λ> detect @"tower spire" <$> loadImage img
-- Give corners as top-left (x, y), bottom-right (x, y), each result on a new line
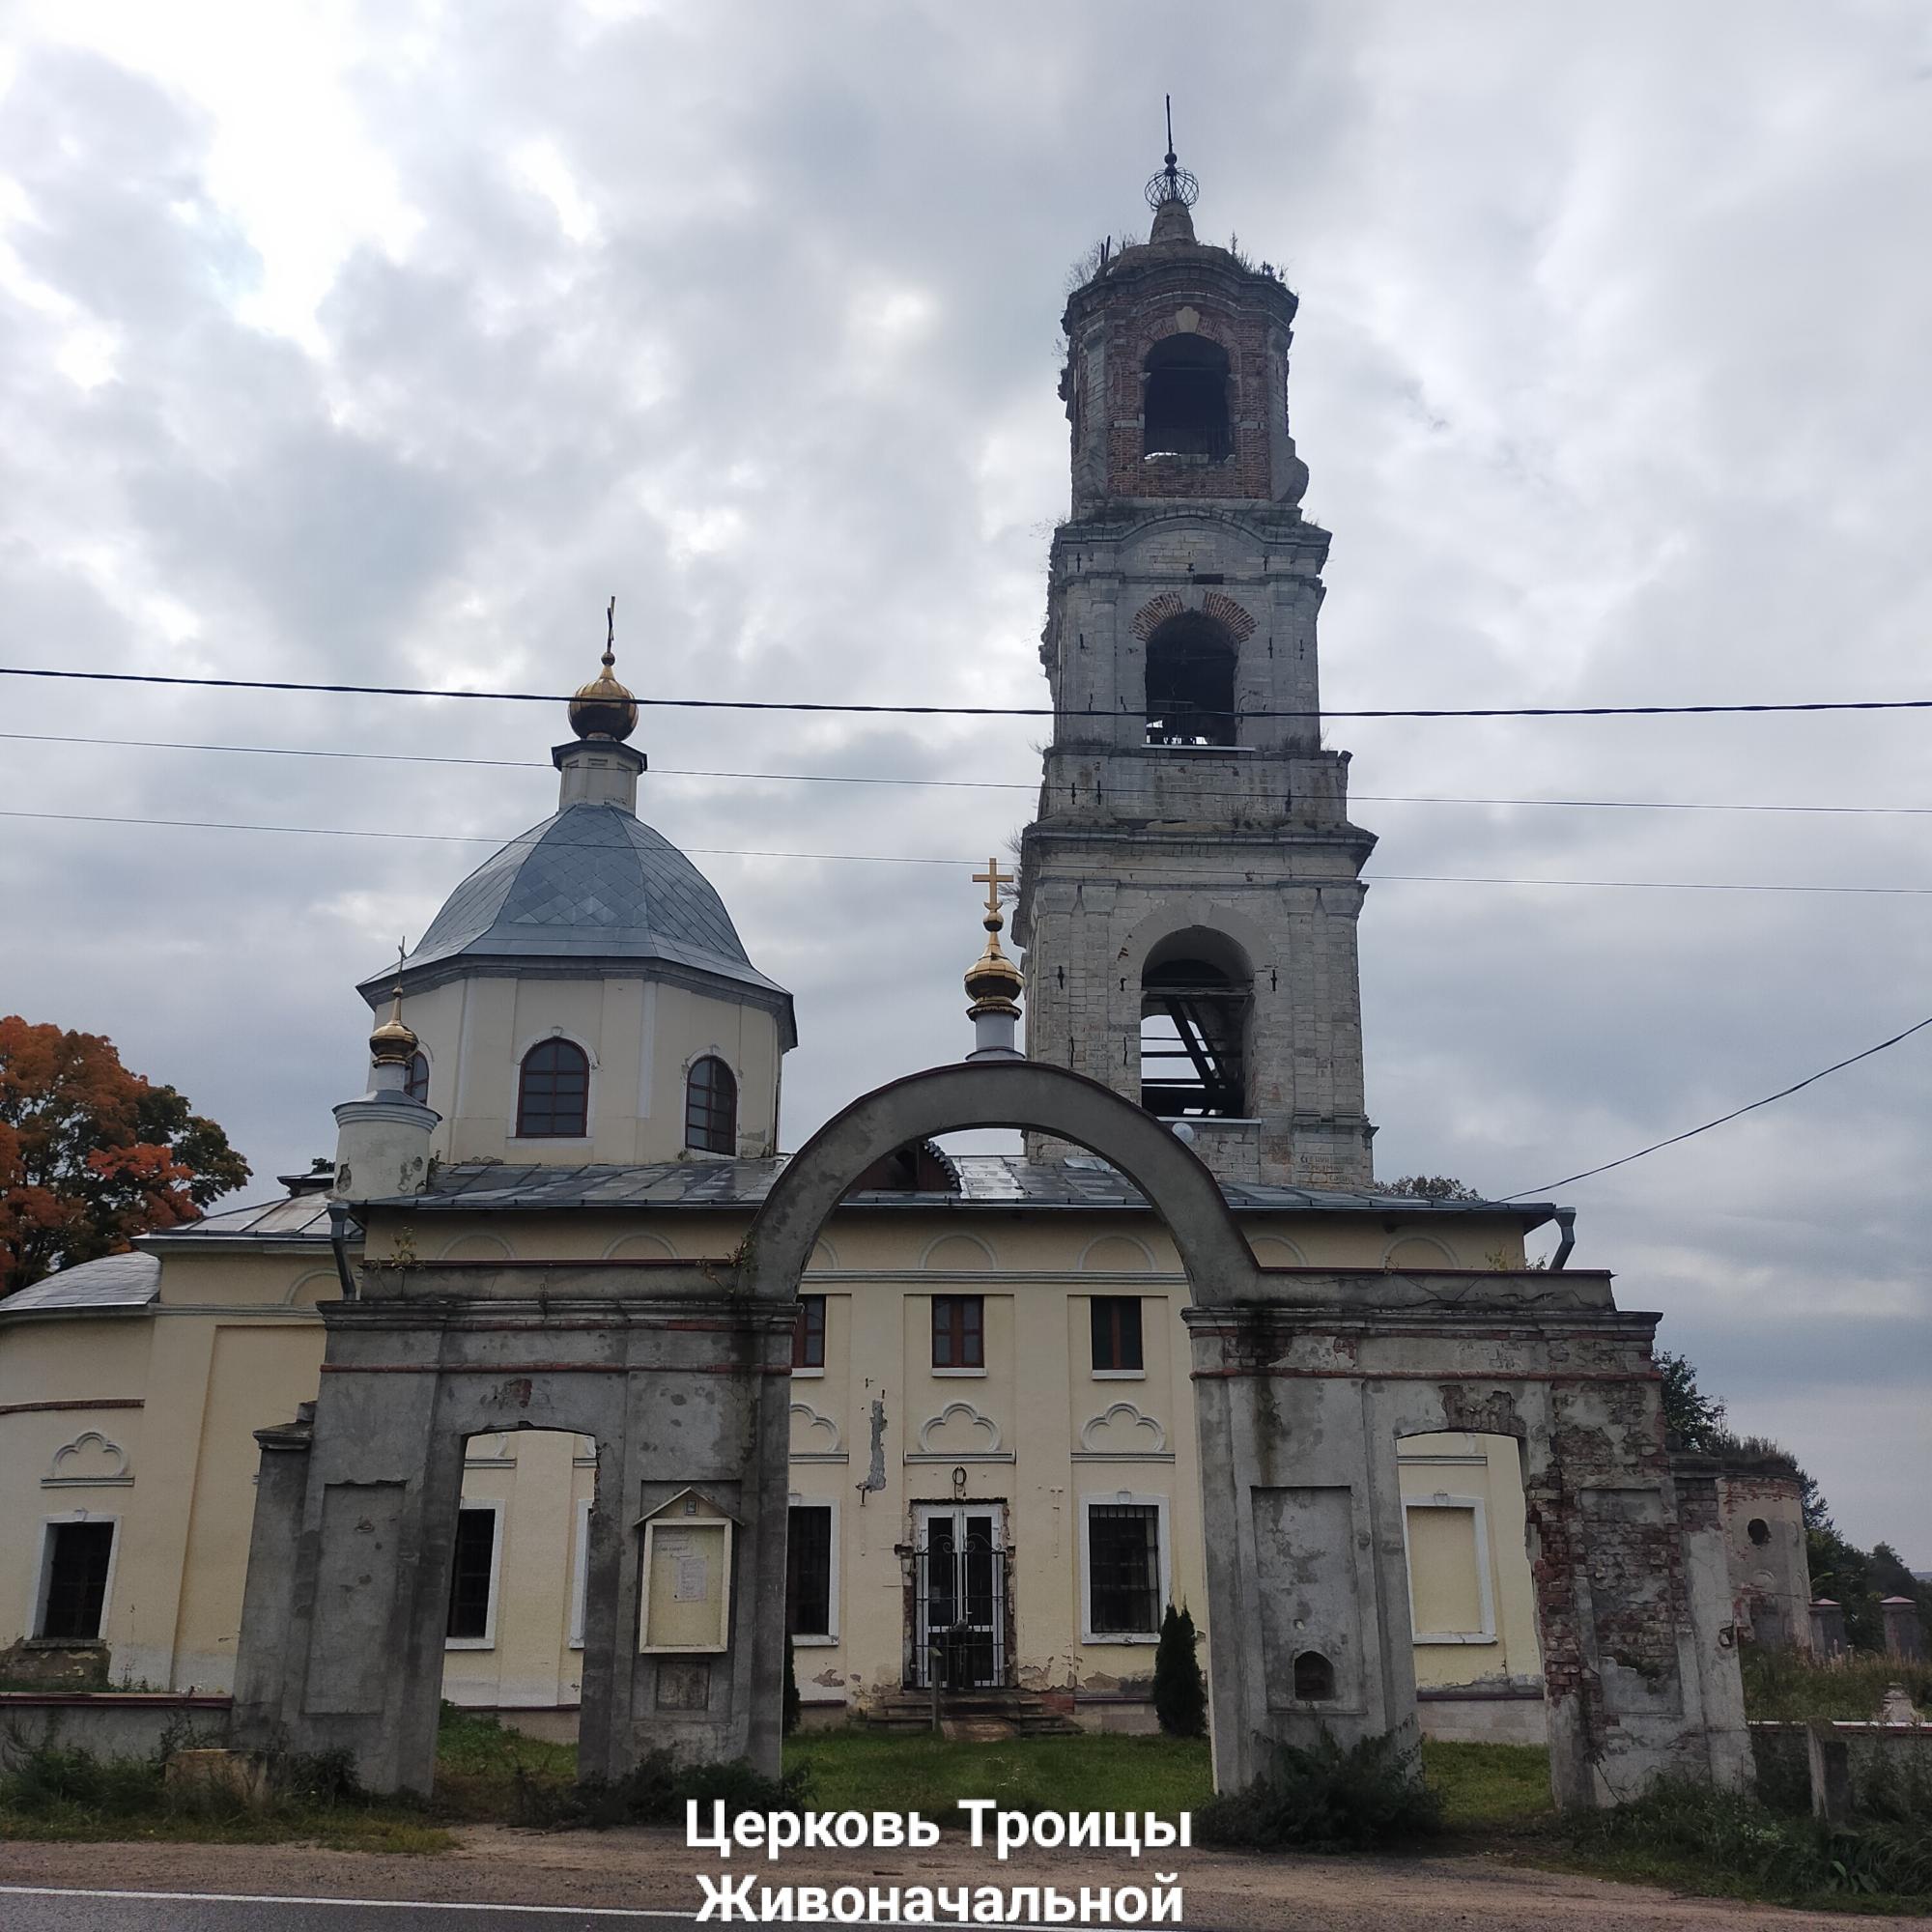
top-left (1145, 95), bottom-right (1199, 242)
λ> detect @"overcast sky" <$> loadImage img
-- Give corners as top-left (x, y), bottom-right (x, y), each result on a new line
top-left (2, 1), bottom-right (1927, 1557)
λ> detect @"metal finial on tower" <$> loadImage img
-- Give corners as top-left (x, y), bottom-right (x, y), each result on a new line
top-left (604, 594), bottom-right (615, 668)
top-left (1146, 94), bottom-right (1199, 212)
top-left (569, 595), bottom-right (639, 741)
top-left (369, 936), bottom-right (419, 1067)
top-left (964, 858), bottom-right (1024, 1062)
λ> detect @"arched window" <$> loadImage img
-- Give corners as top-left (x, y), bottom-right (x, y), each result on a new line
top-left (685, 1056), bottom-right (737, 1154)
top-left (1143, 334), bottom-right (1231, 459)
top-left (516, 1038), bottom-right (589, 1138)
top-left (1145, 612), bottom-right (1236, 747)
top-left (1140, 928), bottom-right (1252, 1120)
top-left (404, 1051), bottom-right (430, 1105)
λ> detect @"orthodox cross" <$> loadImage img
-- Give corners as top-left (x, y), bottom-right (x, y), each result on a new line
top-left (973, 858), bottom-right (1012, 920)
top-left (605, 595), bottom-right (616, 667)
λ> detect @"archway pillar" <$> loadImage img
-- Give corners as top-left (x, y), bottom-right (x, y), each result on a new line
top-left (1184, 1299), bottom-right (1753, 1806)
top-left (232, 1275), bottom-right (796, 1793)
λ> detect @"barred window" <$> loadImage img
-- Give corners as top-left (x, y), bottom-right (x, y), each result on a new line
top-left (516, 1039), bottom-right (588, 1138)
top-left (931, 1295), bottom-right (983, 1369)
top-left (786, 1504), bottom-right (834, 1639)
top-left (446, 1507), bottom-right (497, 1643)
top-left (1090, 1296), bottom-right (1144, 1373)
top-left (1086, 1502), bottom-right (1161, 1637)
top-left (793, 1294), bottom-right (826, 1370)
top-left (38, 1521), bottom-right (114, 1640)
top-left (685, 1056), bottom-right (737, 1154)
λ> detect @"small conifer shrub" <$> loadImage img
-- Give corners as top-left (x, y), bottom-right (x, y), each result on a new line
top-left (1151, 1602), bottom-right (1207, 1738)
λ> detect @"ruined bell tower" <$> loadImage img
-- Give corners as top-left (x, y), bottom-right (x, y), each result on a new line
top-left (1014, 136), bottom-right (1378, 1187)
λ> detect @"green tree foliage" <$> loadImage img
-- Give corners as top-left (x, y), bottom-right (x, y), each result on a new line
top-left (1151, 1603), bottom-right (1207, 1739)
top-left (1385, 1175), bottom-right (1484, 1202)
top-left (1656, 1350), bottom-right (1730, 1452)
top-left (0, 1017), bottom-right (251, 1294)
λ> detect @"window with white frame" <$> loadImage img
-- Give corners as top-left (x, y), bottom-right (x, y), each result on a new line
top-left (1403, 1494), bottom-right (1496, 1643)
top-left (36, 1518), bottom-right (116, 1640)
top-left (445, 1503), bottom-right (502, 1647)
top-left (1079, 1496), bottom-right (1168, 1642)
top-left (785, 1500), bottom-right (838, 1644)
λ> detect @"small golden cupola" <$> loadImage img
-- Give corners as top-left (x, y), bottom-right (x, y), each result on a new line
top-left (964, 858), bottom-right (1024, 1062)
top-left (367, 946), bottom-right (420, 1076)
top-left (567, 596), bottom-right (640, 743)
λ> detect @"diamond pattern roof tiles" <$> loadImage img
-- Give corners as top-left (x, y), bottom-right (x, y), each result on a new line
top-left (373, 802), bottom-right (789, 1009)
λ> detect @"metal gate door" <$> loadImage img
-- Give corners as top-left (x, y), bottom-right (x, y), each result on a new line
top-left (911, 1505), bottom-right (1007, 1689)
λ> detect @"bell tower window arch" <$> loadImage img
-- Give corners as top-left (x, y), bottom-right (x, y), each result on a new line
top-left (1145, 611), bottom-right (1237, 747)
top-left (1139, 927), bottom-right (1253, 1120)
top-left (1142, 333), bottom-right (1231, 460)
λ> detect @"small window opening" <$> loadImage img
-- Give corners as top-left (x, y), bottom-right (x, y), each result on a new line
top-left (793, 1294), bottom-right (826, 1370)
top-left (1747, 1518), bottom-right (1771, 1547)
top-left (404, 1050), bottom-right (429, 1105)
top-left (685, 1056), bottom-right (737, 1154)
top-left (1293, 1649), bottom-right (1335, 1700)
top-left (1140, 930), bottom-right (1251, 1119)
top-left (1087, 1503), bottom-right (1161, 1636)
top-left (931, 1294), bottom-right (984, 1369)
top-left (786, 1503), bottom-right (834, 1639)
top-left (1091, 1296), bottom-right (1144, 1374)
top-left (1143, 334), bottom-right (1231, 459)
top-left (446, 1507), bottom-right (497, 1643)
top-left (1145, 613), bottom-right (1236, 747)
top-left (516, 1039), bottom-right (589, 1138)
top-left (38, 1520), bottom-right (114, 1640)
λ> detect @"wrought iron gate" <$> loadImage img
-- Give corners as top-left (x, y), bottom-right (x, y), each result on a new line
top-left (909, 1506), bottom-right (1009, 1690)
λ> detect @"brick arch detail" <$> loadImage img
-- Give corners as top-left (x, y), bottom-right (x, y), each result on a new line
top-left (1131, 593), bottom-right (1186, 639)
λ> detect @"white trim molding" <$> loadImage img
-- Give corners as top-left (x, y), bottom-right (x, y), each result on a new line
top-left (785, 1492), bottom-right (840, 1647)
top-left (29, 1511), bottom-right (121, 1642)
top-left (1401, 1492), bottom-right (1497, 1645)
top-left (1076, 1492), bottom-right (1171, 1646)
top-left (444, 1498), bottom-right (505, 1651)
top-left (43, 1432), bottom-right (132, 1489)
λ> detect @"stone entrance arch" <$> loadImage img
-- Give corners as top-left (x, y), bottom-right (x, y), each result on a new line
top-left (233, 1058), bottom-right (1747, 1808)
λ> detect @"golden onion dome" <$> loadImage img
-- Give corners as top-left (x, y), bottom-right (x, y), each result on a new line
top-left (369, 950), bottom-right (419, 1067)
top-left (569, 608), bottom-right (640, 742)
top-left (964, 859), bottom-right (1024, 1018)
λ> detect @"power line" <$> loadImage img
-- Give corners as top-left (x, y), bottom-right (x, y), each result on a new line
top-left (10, 729), bottom-right (1932, 819)
top-left (11, 663), bottom-right (1932, 723)
top-left (1499, 1014), bottom-right (1932, 1200)
top-left (9, 807), bottom-right (1932, 895)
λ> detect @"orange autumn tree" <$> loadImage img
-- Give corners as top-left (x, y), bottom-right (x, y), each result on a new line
top-left (0, 1017), bottom-right (251, 1295)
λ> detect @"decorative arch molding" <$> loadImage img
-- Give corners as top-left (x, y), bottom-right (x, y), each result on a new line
top-left (788, 1402), bottom-right (844, 1463)
top-left (1128, 589), bottom-right (1259, 646)
top-left (804, 1238), bottom-right (838, 1273)
top-left (44, 1430), bottom-right (132, 1488)
top-left (284, 1268), bottom-right (337, 1307)
top-left (1131, 592), bottom-right (1186, 639)
top-left (1077, 1402), bottom-right (1170, 1461)
top-left (1116, 900), bottom-right (1275, 990)
top-left (439, 1233), bottom-right (514, 1263)
top-left (1200, 589), bottom-right (1258, 643)
top-left (742, 1061), bottom-right (1259, 1308)
top-left (1250, 1234), bottom-right (1310, 1267)
top-left (919, 1232), bottom-right (996, 1271)
top-left (1382, 1235), bottom-right (1458, 1271)
top-left (912, 1401), bottom-right (1007, 1463)
top-left (602, 1233), bottom-right (675, 1262)
top-left (1077, 1233), bottom-right (1156, 1273)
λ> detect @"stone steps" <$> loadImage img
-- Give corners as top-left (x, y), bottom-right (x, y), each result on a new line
top-left (860, 1690), bottom-right (1082, 1739)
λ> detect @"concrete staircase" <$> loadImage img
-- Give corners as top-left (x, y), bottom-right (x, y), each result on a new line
top-left (860, 1688), bottom-right (1082, 1740)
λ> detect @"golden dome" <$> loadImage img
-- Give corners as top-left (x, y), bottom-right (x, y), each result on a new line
top-left (569, 602), bottom-right (639, 741)
top-left (964, 858), bottom-right (1024, 1019)
top-left (369, 949), bottom-right (419, 1067)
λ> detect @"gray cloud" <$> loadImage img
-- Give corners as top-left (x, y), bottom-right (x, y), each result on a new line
top-left (2, 0), bottom-right (1928, 1553)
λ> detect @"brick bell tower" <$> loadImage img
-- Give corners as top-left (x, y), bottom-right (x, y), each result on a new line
top-left (1013, 129), bottom-right (1378, 1187)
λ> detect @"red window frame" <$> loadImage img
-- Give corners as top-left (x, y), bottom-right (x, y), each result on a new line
top-left (931, 1294), bottom-right (984, 1370)
top-left (1090, 1296), bottom-right (1144, 1373)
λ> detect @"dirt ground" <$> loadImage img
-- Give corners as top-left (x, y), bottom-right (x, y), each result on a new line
top-left (0, 1825), bottom-right (1918, 1929)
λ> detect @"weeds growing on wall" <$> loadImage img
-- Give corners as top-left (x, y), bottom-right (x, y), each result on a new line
top-left (1742, 1645), bottom-right (1932, 1721)
top-left (510, 1746), bottom-right (811, 1831)
top-left (1564, 1774), bottom-right (1932, 1903)
top-left (1194, 1728), bottom-right (1440, 1852)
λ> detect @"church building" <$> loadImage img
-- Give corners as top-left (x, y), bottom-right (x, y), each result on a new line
top-left (2, 152), bottom-right (1591, 1745)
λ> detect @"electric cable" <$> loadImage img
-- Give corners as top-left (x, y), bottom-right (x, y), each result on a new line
top-left (10, 663), bottom-right (1932, 722)
top-left (8, 807), bottom-right (1932, 895)
top-left (7, 730), bottom-right (1932, 818)
top-left (1498, 1015), bottom-right (1932, 1200)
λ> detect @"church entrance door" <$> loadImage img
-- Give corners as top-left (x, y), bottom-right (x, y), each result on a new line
top-left (910, 1504), bottom-right (1007, 1690)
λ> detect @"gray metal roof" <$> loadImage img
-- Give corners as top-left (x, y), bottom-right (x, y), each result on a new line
top-left (139, 1192), bottom-right (344, 1247)
top-left (369, 1156), bottom-right (1553, 1223)
top-left (0, 1250), bottom-right (159, 1314)
top-left (358, 803), bottom-right (793, 1036)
